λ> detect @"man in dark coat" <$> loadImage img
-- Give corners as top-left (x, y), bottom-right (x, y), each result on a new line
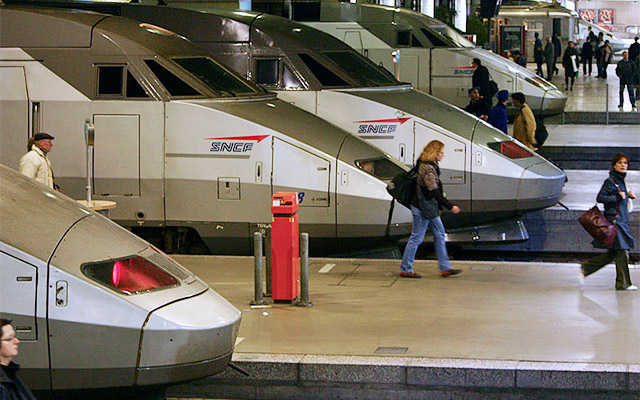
top-left (471, 58), bottom-right (492, 107)
top-left (544, 37), bottom-right (555, 80)
top-left (629, 37), bottom-right (640, 101)
top-left (463, 87), bottom-right (490, 120)
top-left (534, 32), bottom-right (544, 76)
top-left (595, 32), bottom-right (604, 77)
top-left (488, 90), bottom-right (509, 134)
top-left (562, 41), bottom-right (579, 91)
top-left (616, 51), bottom-right (638, 111)
top-left (582, 39), bottom-right (593, 76)
top-left (552, 33), bottom-right (562, 75)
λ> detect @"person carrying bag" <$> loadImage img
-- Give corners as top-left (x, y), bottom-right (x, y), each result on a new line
top-left (580, 153), bottom-right (637, 291)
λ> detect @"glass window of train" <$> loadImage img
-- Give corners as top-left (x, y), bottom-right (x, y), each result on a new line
top-left (397, 30), bottom-right (411, 46)
top-left (297, 53), bottom-right (348, 87)
top-left (144, 59), bottom-right (201, 97)
top-left (411, 34), bottom-right (424, 47)
top-left (420, 28), bottom-right (449, 47)
top-left (255, 59), bottom-right (280, 86)
top-left (321, 51), bottom-right (397, 86)
top-left (282, 64), bottom-right (303, 88)
top-left (126, 71), bottom-right (149, 98)
top-left (355, 157), bottom-right (404, 180)
top-left (173, 57), bottom-right (260, 96)
top-left (82, 256), bottom-right (179, 295)
top-left (97, 66), bottom-right (124, 97)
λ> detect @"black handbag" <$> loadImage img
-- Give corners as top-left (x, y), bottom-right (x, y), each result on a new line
top-left (578, 205), bottom-right (618, 248)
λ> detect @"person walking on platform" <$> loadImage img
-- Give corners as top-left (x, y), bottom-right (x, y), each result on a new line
top-left (399, 140), bottom-right (462, 279)
top-left (552, 33), bottom-right (562, 75)
top-left (616, 51), bottom-right (638, 111)
top-left (534, 32), bottom-right (544, 76)
top-left (595, 32), bottom-right (604, 77)
top-left (600, 40), bottom-right (613, 79)
top-left (19, 132), bottom-right (58, 190)
top-left (463, 87), bottom-right (490, 120)
top-left (488, 90), bottom-right (509, 134)
top-left (1, 319), bottom-right (37, 400)
top-left (511, 92), bottom-right (537, 151)
top-left (581, 153), bottom-right (637, 291)
top-left (582, 38), bottom-right (593, 76)
top-left (562, 41), bottom-right (579, 91)
top-left (544, 37), bottom-right (555, 80)
top-left (629, 37), bottom-right (640, 101)
top-left (471, 58), bottom-right (492, 107)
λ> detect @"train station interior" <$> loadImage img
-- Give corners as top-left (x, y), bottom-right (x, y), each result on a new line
top-left (0, 0), bottom-right (639, 399)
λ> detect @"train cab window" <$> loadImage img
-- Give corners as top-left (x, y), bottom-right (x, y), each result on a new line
top-left (298, 53), bottom-right (348, 87)
top-left (420, 28), bottom-right (449, 47)
top-left (355, 157), bottom-right (405, 180)
top-left (256, 59), bottom-right (279, 86)
top-left (322, 50), bottom-right (397, 86)
top-left (126, 71), bottom-right (149, 98)
top-left (97, 66), bottom-right (124, 97)
top-left (173, 57), bottom-right (260, 96)
top-left (82, 256), bottom-right (179, 295)
top-left (144, 59), bottom-right (200, 97)
top-left (412, 34), bottom-right (424, 47)
top-left (282, 64), bottom-right (303, 88)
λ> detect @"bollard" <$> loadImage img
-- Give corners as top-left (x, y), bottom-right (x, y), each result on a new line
top-left (605, 84), bottom-right (609, 125)
top-left (295, 233), bottom-right (313, 307)
top-left (251, 232), bottom-right (267, 306)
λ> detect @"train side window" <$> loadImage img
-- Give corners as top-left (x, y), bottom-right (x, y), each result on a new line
top-left (297, 53), bottom-right (348, 87)
top-left (97, 66), bottom-right (124, 97)
top-left (411, 34), bottom-right (424, 48)
top-left (355, 157), bottom-right (405, 180)
top-left (126, 71), bottom-right (149, 98)
top-left (397, 31), bottom-right (411, 46)
top-left (421, 28), bottom-right (448, 47)
top-left (256, 59), bottom-right (279, 86)
top-left (282, 64), bottom-right (303, 88)
top-left (82, 256), bottom-right (179, 295)
top-left (144, 59), bottom-right (200, 97)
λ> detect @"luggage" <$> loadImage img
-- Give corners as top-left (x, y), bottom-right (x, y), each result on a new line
top-left (578, 205), bottom-right (618, 248)
top-left (534, 114), bottom-right (549, 147)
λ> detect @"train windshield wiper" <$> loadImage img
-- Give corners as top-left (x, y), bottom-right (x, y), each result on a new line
top-left (173, 57), bottom-right (263, 97)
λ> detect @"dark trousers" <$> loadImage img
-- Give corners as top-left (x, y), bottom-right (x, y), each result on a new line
top-left (619, 83), bottom-right (637, 107)
top-left (565, 73), bottom-right (575, 89)
top-left (601, 61), bottom-right (610, 78)
top-left (546, 62), bottom-right (554, 80)
top-left (536, 61), bottom-right (544, 76)
top-left (582, 249), bottom-right (633, 290)
top-left (582, 56), bottom-right (592, 75)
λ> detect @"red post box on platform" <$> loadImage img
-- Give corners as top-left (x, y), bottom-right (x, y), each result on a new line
top-left (271, 192), bottom-right (300, 302)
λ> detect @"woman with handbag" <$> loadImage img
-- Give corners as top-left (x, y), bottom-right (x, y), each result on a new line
top-left (399, 140), bottom-right (462, 278)
top-left (581, 153), bottom-right (637, 290)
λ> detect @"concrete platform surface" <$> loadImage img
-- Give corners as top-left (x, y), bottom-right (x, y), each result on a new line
top-left (167, 255), bottom-right (640, 398)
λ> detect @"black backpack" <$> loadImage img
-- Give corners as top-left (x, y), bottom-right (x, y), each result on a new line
top-left (534, 113), bottom-right (548, 147)
top-left (386, 164), bottom-right (419, 209)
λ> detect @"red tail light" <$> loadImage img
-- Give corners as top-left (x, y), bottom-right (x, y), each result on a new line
top-left (488, 141), bottom-right (533, 159)
top-left (84, 256), bottom-right (179, 294)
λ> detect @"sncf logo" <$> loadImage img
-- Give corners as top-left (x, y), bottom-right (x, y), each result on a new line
top-left (205, 135), bottom-right (269, 153)
top-left (453, 66), bottom-right (476, 75)
top-left (355, 117), bottom-right (411, 135)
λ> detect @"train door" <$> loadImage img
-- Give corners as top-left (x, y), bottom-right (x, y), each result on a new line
top-left (413, 122), bottom-right (467, 185)
top-left (429, 49), bottom-right (471, 108)
top-left (0, 67), bottom-right (29, 170)
top-left (92, 114), bottom-right (141, 196)
top-left (272, 137), bottom-right (334, 238)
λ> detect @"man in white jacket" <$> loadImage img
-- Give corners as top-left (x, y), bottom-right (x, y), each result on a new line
top-left (19, 132), bottom-right (57, 190)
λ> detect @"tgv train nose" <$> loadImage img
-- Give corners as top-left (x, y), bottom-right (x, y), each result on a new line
top-left (542, 90), bottom-right (568, 117)
top-left (516, 161), bottom-right (566, 213)
top-left (136, 288), bottom-right (241, 386)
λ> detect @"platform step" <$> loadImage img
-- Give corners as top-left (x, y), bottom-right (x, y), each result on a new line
top-left (538, 146), bottom-right (640, 170)
top-left (560, 111), bottom-right (640, 124)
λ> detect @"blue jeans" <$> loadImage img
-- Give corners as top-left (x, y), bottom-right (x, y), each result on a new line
top-left (400, 205), bottom-right (452, 273)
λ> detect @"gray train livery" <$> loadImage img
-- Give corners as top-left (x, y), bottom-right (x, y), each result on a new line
top-left (297, 2), bottom-right (567, 116)
top-left (0, 7), bottom-right (414, 256)
top-left (95, 3), bottom-right (566, 243)
top-left (0, 164), bottom-right (241, 398)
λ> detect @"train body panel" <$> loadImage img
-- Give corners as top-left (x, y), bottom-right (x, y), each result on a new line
top-left (0, 7), bottom-right (413, 255)
top-left (0, 164), bottom-right (242, 395)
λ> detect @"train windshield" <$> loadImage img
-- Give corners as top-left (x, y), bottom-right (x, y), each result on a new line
top-left (355, 157), bottom-right (406, 180)
top-left (425, 25), bottom-right (475, 48)
top-left (321, 51), bottom-right (399, 86)
top-left (173, 57), bottom-right (263, 97)
top-left (82, 256), bottom-right (179, 295)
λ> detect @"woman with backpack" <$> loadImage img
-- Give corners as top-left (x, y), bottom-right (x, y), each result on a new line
top-left (399, 140), bottom-right (462, 278)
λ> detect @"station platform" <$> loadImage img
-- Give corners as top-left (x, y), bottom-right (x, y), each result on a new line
top-left (167, 255), bottom-right (640, 399)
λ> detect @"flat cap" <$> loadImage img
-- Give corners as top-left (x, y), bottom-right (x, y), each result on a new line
top-left (34, 133), bottom-right (54, 141)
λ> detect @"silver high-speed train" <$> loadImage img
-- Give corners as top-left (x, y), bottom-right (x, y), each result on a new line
top-left (0, 7), bottom-right (413, 255)
top-left (86, 3), bottom-right (567, 242)
top-left (297, 2), bottom-right (567, 116)
top-left (0, 164), bottom-right (241, 398)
